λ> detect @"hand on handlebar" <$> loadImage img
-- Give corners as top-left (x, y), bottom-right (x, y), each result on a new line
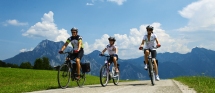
top-left (99, 53), bottom-right (104, 56)
top-left (139, 47), bottom-right (143, 50)
top-left (73, 50), bottom-right (79, 53)
top-left (58, 51), bottom-right (63, 54)
top-left (156, 44), bottom-right (161, 48)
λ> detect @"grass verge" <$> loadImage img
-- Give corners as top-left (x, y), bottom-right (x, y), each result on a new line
top-left (174, 76), bottom-right (215, 93)
top-left (0, 67), bottom-right (101, 93)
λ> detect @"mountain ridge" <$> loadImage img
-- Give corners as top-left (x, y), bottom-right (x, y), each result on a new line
top-left (3, 40), bottom-right (215, 80)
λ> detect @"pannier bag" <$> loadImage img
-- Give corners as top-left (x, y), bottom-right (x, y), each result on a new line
top-left (81, 63), bottom-right (91, 72)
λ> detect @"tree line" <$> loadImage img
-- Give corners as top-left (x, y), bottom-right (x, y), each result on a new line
top-left (0, 57), bottom-right (53, 70)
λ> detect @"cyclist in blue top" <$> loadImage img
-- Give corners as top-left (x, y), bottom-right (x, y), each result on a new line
top-left (139, 25), bottom-right (161, 81)
top-left (101, 37), bottom-right (119, 75)
top-left (59, 27), bottom-right (84, 79)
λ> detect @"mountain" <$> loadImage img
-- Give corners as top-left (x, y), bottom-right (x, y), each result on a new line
top-left (3, 40), bottom-right (215, 80)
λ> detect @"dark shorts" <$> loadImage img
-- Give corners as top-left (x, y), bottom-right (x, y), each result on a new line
top-left (144, 49), bottom-right (157, 58)
top-left (108, 54), bottom-right (118, 63)
top-left (70, 48), bottom-right (84, 60)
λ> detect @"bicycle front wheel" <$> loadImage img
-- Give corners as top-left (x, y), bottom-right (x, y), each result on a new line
top-left (57, 63), bottom-right (71, 89)
top-left (113, 71), bottom-right (120, 85)
top-left (148, 59), bottom-right (155, 86)
top-left (76, 68), bottom-right (86, 87)
top-left (100, 65), bottom-right (109, 87)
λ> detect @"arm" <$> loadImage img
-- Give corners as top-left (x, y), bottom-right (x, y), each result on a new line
top-left (60, 42), bottom-right (69, 51)
top-left (155, 38), bottom-right (159, 45)
top-left (140, 40), bottom-right (145, 47)
top-left (101, 48), bottom-right (107, 54)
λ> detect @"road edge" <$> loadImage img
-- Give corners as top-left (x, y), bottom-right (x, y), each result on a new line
top-left (171, 79), bottom-right (196, 93)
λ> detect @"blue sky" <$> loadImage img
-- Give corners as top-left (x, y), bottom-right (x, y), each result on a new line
top-left (1, 0), bottom-right (215, 60)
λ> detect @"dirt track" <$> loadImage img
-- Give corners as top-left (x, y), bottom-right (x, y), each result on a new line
top-left (27, 79), bottom-right (196, 93)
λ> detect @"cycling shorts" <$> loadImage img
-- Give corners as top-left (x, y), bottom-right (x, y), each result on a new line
top-left (108, 54), bottom-right (118, 63)
top-left (69, 48), bottom-right (84, 60)
top-left (144, 49), bottom-right (157, 59)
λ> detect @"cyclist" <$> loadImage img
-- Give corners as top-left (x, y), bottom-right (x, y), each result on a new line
top-left (101, 36), bottom-right (119, 75)
top-left (59, 27), bottom-right (84, 79)
top-left (139, 25), bottom-right (161, 81)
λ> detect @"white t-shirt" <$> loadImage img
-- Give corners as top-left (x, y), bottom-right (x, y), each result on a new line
top-left (106, 44), bottom-right (117, 55)
top-left (143, 34), bottom-right (157, 50)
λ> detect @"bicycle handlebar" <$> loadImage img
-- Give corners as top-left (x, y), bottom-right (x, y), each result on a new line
top-left (99, 54), bottom-right (110, 57)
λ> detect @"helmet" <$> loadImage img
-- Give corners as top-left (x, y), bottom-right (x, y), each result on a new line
top-left (71, 27), bottom-right (78, 32)
top-left (108, 36), bottom-right (116, 41)
top-left (146, 25), bottom-right (154, 30)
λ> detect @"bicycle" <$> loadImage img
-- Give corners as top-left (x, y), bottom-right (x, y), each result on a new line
top-left (141, 46), bottom-right (160, 86)
top-left (99, 54), bottom-right (120, 87)
top-left (57, 51), bottom-right (86, 89)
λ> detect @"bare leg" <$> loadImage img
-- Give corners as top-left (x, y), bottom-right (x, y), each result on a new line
top-left (144, 50), bottom-right (150, 64)
top-left (153, 59), bottom-right (158, 75)
top-left (113, 57), bottom-right (119, 72)
top-left (76, 58), bottom-right (81, 78)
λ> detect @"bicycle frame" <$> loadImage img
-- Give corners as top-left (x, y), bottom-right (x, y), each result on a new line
top-left (57, 52), bottom-right (86, 88)
top-left (147, 52), bottom-right (155, 86)
top-left (99, 54), bottom-right (120, 87)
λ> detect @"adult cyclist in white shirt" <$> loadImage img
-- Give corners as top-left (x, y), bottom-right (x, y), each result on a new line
top-left (101, 37), bottom-right (119, 75)
top-left (139, 25), bottom-right (161, 81)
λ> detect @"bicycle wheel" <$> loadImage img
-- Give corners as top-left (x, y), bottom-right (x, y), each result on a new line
top-left (148, 59), bottom-right (155, 86)
top-left (76, 68), bottom-right (86, 87)
top-left (57, 63), bottom-right (71, 89)
top-left (113, 71), bottom-right (120, 85)
top-left (100, 65), bottom-right (109, 87)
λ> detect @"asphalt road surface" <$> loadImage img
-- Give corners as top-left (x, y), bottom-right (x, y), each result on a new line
top-left (27, 79), bottom-right (196, 93)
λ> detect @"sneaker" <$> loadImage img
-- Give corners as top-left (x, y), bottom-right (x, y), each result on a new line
top-left (144, 64), bottom-right (148, 70)
top-left (156, 75), bottom-right (160, 81)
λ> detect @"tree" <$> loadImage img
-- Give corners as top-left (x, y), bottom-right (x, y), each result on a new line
top-left (33, 58), bottom-right (43, 69)
top-left (42, 57), bottom-right (51, 70)
top-left (20, 62), bottom-right (32, 69)
top-left (33, 57), bottom-right (52, 70)
top-left (0, 60), bottom-right (6, 67)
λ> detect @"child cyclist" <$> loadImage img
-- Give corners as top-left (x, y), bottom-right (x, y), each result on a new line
top-left (100, 36), bottom-right (119, 75)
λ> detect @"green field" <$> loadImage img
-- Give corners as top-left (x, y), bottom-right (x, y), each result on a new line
top-left (1, 67), bottom-right (215, 93)
top-left (174, 76), bottom-right (215, 93)
top-left (0, 67), bottom-right (101, 93)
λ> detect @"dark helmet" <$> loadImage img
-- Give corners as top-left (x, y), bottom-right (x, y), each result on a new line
top-left (71, 27), bottom-right (78, 32)
top-left (108, 36), bottom-right (116, 41)
top-left (146, 25), bottom-right (154, 30)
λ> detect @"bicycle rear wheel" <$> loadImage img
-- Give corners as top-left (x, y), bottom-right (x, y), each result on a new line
top-left (148, 59), bottom-right (155, 86)
top-left (100, 65), bottom-right (109, 87)
top-left (76, 68), bottom-right (86, 87)
top-left (57, 63), bottom-right (71, 89)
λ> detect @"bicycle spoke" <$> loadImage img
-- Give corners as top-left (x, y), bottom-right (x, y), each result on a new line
top-left (57, 63), bottom-right (71, 89)
top-left (100, 65), bottom-right (109, 87)
top-left (76, 69), bottom-right (86, 87)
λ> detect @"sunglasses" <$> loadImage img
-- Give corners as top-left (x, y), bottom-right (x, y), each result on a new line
top-left (72, 32), bottom-right (77, 33)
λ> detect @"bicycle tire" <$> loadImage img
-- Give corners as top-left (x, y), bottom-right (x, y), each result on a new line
top-left (100, 65), bottom-right (109, 87)
top-left (148, 59), bottom-right (155, 86)
top-left (57, 63), bottom-right (71, 89)
top-left (76, 68), bottom-right (86, 87)
top-left (113, 72), bottom-right (120, 85)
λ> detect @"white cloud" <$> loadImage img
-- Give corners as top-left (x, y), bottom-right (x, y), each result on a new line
top-left (178, 0), bottom-right (215, 31)
top-left (20, 47), bottom-right (34, 52)
top-left (22, 11), bottom-right (70, 42)
top-left (84, 22), bottom-right (190, 59)
top-left (86, 3), bottom-right (94, 5)
top-left (107, 0), bottom-right (126, 5)
top-left (5, 19), bottom-right (28, 26)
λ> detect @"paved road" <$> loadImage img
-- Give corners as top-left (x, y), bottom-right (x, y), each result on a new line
top-left (27, 79), bottom-right (196, 93)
